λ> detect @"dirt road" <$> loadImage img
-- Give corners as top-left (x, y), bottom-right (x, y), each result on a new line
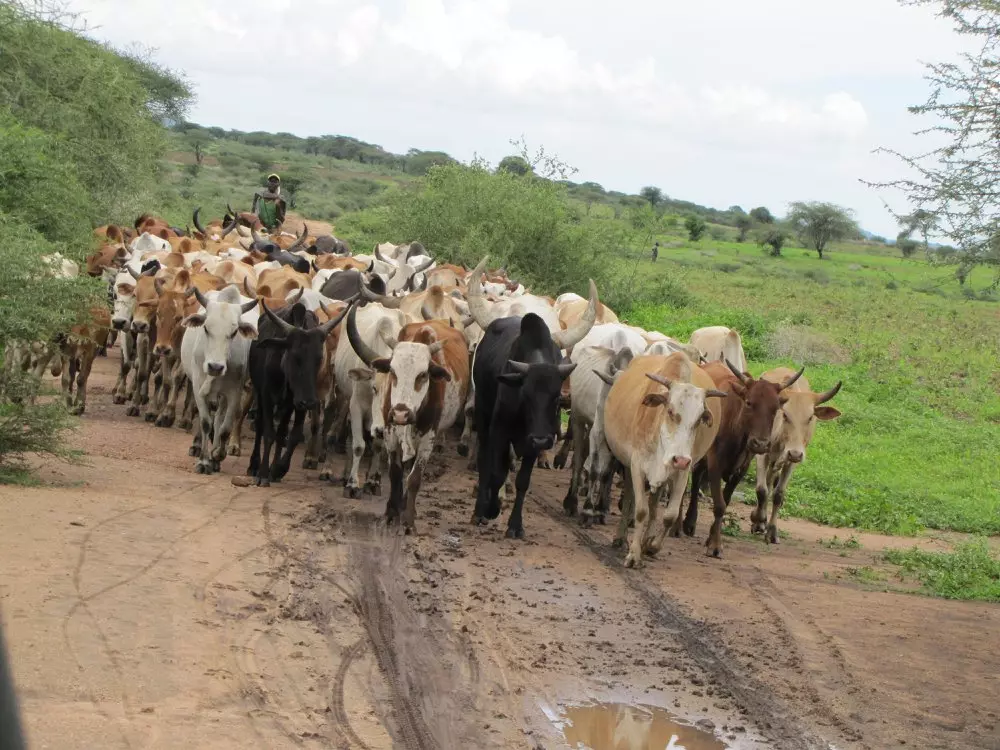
top-left (1, 351), bottom-right (998, 749)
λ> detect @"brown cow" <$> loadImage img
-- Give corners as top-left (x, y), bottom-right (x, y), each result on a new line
top-left (58, 307), bottom-right (111, 415)
top-left (345, 312), bottom-right (470, 532)
top-left (676, 360), bottom-right (804, 557)
top-left (751, 368), bottom-right (842, 543)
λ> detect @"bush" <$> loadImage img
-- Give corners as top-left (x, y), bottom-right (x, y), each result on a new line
top-left (684, 215), bottom-right (707, 242)
top-left (884, 540), bottom-right (1000, 602)
top-left (708, 226), bottom-right (728, 242)
top-left (801, 268), bottom-right (831, 285)
top-left (714, 262), bottom-right (743, 274)
top-left (766, 325), bottom-right (850, 365)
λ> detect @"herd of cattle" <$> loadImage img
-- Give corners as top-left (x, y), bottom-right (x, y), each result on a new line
top-left (8, 209), bottom-right (843, 567)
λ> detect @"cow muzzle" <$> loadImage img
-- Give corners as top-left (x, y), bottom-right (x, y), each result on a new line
top-left (749, 437), bottom-right (771, 454)
top-left (205, 362), bottom-right (225, 376)
top-left (529, 435), bottom-right (554, 452)
top-left (132, 321), bottom-right (149, 334)
top-left (154, 344), bottom-right (172, 357)
top-left (391, 405), bottom-right (415, 425)
top-left (112, 319), bottom-right (127, 331)
top-left (786, 449), bottom-right (804, 464)
top-left (671, 455), bottom-right (691, 470)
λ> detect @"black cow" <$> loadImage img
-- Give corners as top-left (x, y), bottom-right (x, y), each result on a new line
top-left (247, 299), bottom-right (352, 486)
top-left (249, 226), bottom-right (311, 274)
top-left (320, 269), bottom-right (387, 301)
top-left (465, 257), bottom-right (598, 538)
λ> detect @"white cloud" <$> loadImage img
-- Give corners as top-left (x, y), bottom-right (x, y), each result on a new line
top-left (65, 0), bottom-right (976, 235)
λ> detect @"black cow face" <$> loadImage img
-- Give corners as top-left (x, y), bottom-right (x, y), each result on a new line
top-left (497, 362), bottom-right (576, 453)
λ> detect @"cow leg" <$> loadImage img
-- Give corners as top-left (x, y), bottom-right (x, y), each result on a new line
top-left (472, 430), bottom-right (506, 525)
top-left (71, 346), bottom-right (96, 415)
top-left (302, 405), bottom-right (322, 469)
top-left (147, 355), bottom-right (166, 422)
top-left (60, 351), bottom-right (74, 409)
top-left (642, 484), bottom-right (669, 555)
top-left (193, 386), bottom-right (215, 473)
top-left (614, 466), bottom-right (635, 548)
top-left (386, 449), bottom-right (405, 526)
top-left (317, 395), bottom-right (337, 466)
top-left (179, 381), bottom-right (196, 431)
top-left (210, 387), bottom-right (244, 470)
top-left (536, 449), bottom-right (553, 470)
top-left (458, 386), bottom-right (475, 461)
top-left (271, 407), bottom-right (305, 481)
top-left (401, 434), bottom-right (435, 533)
top-left (624, 463), bottom-right (650, 568)
top-left (255, 392), bottom-right (278, 487)
top-left (563, 416), bottom-right (589, 518)
top-left (505, 450), bottom-right (537, 540)
top-left (680, 462), bottom-right (707, 537)
top-left (123, 334), bottom-right (139, 403)
top-left (344, 393), bottom-right (367, 497)
top-left (364, 431), bottom-right (384, 495)
top-left (553, 419), bottom-right (573, 470)
top-left (766, 463), bottom-right (796, 544)
top-left (228, 384), bottom-right (252, 457)
top-left (704, 466), bottom-right (727, 558)
top-left (751, 453), bottom-right (771, 535)
top-left (158, 360), bottom-right (184, 428)
top-left (126, 333), bottom-right (148, 417)
top-left (247, 388), bottom-right (265, 477)
top-left (330, 396), bottom-right (350, 455)
top-left (318, 397), bottom-right (344, 482)
top-left (647, 471), bottom-right (689, 556)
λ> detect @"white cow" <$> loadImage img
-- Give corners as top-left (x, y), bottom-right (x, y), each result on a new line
top-left (689, 325), bottom-right (747, 373)
top-left (180, 286), bottom-right (259, 474)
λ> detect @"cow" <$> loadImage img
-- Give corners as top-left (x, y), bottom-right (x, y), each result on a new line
top-left (602, 353), bottom-right (727, 568)
top-left (246, 300), bottom-right (353, 486)
top-left (109, 262), bottom-right (159, 406)
top-left (752, 370), bottom-right (842, 543)
top-left (56, 307), bottom-right (111, 415)
top-left (689, 326), bottom-right (747, 373)
top-left (676, 360), bottom-right (804, 558)
top-left (321, 268), bottom-right (388, 302)
top-left (248, 226), bottom-right (310, 273)
top-left (466, 257), bottom-right (599, 539)
top-left (559, 343), bottom-right (637, 524)
top-left (374, 244), bottom-right (435, 295)
top-left (345, 311), bottom-right (470, 532)
top-left (325, 302), bottom-right (408, 494)
top-left (360, 284), bottom-right (467, 329)
top-left (180, 287), bottom-right (259, 474)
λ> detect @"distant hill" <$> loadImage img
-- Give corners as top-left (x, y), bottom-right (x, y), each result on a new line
top-left (160, 122), bottom-right (752, 228)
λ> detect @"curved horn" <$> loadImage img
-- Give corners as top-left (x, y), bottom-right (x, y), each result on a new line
top-left (815, 380), bottom-right (842, 405)
top-left (421, 302), bottom-right (436, 321)
top-left (405, 242), bottom-right (425, 261)
top-left (261, 300), bottom-right (296, 335)
top-left (194, 287), bottom-right (209, 309)
top-left (552, 279), bottom-right (599, 350)
top-left (646, 372), bottom-right (673, 389)
top-left (126, 265), bottom-right (140, 280)
top-left (318, 300), bottom-right (354, 336)
top-left (374, 245), bottom-right (393, 265)
top-left (412, 256), bottom-right (435, 274)
top-left (507, 361), bottom-right (531, 374)
top-left (467, 256), bottom-right (493, 330)
top-left (220, 216), bottom-right (238, 238)
top-left (192, 207), bottom-right (206, 236)
top-left (242, 277), bottom-right (257, 299)
top-left (227, 203), bottom-right (237, 219)
top-left (287, 224), bottom-right (308, 252)
top-left (288, 287), bottom-right (305, 305)
top-left (427, 339), bottom-right (445, 356)
top-left (312, 259), bottom-right (320, 273)
top-left (461, 315), bottom-right (475, 329)
top-left (345, 304), bottom-right (381, 366)
top-left (725, 358), bottom-right (750, 384)
top-left (705, 389), bottom-right (728, 399)
top-left (360, 281), bottom-right (403, 308)
top-left (379, 327), bottom-right (398, 350)
top-left (365, 258), bottom-right (375, 273)
top-left (250, 226), bottom-right (265, 250)
top-left (780, 365), bottom-right (806, 391)
top-left (240, 298), bottom-right (258, 314)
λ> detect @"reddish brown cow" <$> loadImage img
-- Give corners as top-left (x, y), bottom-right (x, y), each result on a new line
top-left (675, 360), bottom-right (804, 557)
top-left (57, 307), bottom-right (111, 415)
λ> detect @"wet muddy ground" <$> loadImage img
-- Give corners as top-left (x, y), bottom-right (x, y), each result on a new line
top-left (1, 350), bottom-right (998, 749)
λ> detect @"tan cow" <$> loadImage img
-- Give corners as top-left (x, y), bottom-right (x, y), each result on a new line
top-left (603, 353), bottom-right (726, 568)
top-left (752, 368), bottom-right (842, 543)
top-left (57, 307), bottom-right (111, 415)
top-left (689, 326), bottom-right (747, 372)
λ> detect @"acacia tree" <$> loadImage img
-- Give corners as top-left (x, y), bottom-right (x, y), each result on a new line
top-left (734, 214), bottom-right (754, 242)
top-left (872, 0), bottom-right (1000, 277)
top-left (640, 186), bottom-right (663, 209)
top-left (787, 202), bottom-right (860, 259)
top-left (750, 206), bottom-right (774, 224)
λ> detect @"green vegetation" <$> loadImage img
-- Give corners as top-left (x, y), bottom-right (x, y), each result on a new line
top-left (884, 540), bottom-right (1000, 602)
top-left (0, 2), bottom-right (189, 475)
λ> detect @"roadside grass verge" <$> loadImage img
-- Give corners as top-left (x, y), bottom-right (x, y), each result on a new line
top-left (882, 540), bottom-right (1000, 602)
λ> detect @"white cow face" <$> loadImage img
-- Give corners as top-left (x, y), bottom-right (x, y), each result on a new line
top-left (112, 273), bottom-right (137, 331)
top-left (643, 382), bottom-right (714, 471)
top-left (183, 301), bottom-right (257, 376)
top-left (380, 342), bottom-right (450, 427)
top-left (773, 391), bottom-right (841, 464)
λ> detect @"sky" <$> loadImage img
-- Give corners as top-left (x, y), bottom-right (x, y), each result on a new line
top-left (67, 0), bottom-right (974, 237)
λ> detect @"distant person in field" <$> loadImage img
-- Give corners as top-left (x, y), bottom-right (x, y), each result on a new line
top-left (251, 173), bottom-right (287, 232)
top-left (651, 241), bottom-right (659, 262)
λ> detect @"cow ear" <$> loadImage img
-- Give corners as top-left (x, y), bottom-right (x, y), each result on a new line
top-left (349, 367), bottom-right (373, 381)
top-left (182, 314), bottom-right (206, 328)
top-left (429, 364), bottom-right (452, 381)
top-left (497, 372), bottom-right (525, 387)
top-left (701, 409), bottom-right (714, 427)
top-left (641, 393), bottom-right (669, 408)
top-left (371, 357), bottom-right (392, 373)
top-left (256, 338), bottom-right (288, 349)
top-left (238, 322), bottom-right (258, 339)
top-left (814, 406), bottom-right (841, 421)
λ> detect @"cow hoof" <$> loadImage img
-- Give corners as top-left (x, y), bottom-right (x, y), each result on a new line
top-left (228, 444), bottom-right (241, 457)
top-left (765, 526), bottom-right (779, 544)
top-left (210, 460), bottom-right (221, 473)
top-left (612, 537), bottom-right (625, 549)
top-left (595, 514), bottom-right (607, 526)
top-left (256, 477), bottom-right (271, 488)
top-left (343, 486), bottom-right (361, 499)
top-left (403, 524), bottom-right (415, 536)
top-left (471, 514), bottom-right (489, 527)
top-left (70, 405), bottom-right (85, 416)
top-left (504, 527), bottom-right (525, 540)
top-left (624, 553), bottom-right (642, 569)
top-left (668, 526), bottom-right (681, 539)
top-left (126, 406), bottom-right (140, 417)
top-left (751, 522), bottom-right (766, 535)
top-left (154, 415), bottom-right (170, 428)
top-left (563, 496), bottom-right (578, 516)
top-left (536, 459), bottom-right (551, 470)
top-left (682, 521), bottom-right (696, 537)
top-left (195, 463), bottom-right (208, 475)
top-left (188, 445), bottom-right (199, 457)
top-left (302, 458), bottom-right (318, 470)
top-left (456, 443), bottom-right (469, 458)
top-left (112, 395), bottom-right (126, 405)
top-left (466, 459), bottom-right (478, 472)
top-left (708, 548), bottom-right (723, 559)
top-left (580, 514), bottom-right (593, 529)
top-left (144, 412), bottom-right (157, 423)
top-left (364, 481), bottom-right (381, 496)
top-left (318, 470), bottom-right (332, 482)
top-left (553, 455), bottom-right (567, 470)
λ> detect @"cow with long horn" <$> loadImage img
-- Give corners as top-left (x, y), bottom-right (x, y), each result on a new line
top-left (752, 369), bottom-right (842, 544)
top-left (345, 306), bottom-right (470, 532)
top-left (674, 358), bottom-right (807, 558)
top-left (467, 256), bottom-right (598, 538)
top-left (246, 299), bottom-right (354, 486)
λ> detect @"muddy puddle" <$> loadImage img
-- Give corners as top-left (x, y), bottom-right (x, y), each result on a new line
top-left (554, 701), bottom-right (728, 750)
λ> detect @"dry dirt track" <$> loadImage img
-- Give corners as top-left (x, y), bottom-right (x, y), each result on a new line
top-left (1, 349), bottom-right (999, 750)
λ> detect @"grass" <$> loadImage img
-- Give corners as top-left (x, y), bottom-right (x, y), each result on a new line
top-left (883, 540), bottom-right (1000, 602)
top-left (821, 535), bottom-right (862, 550)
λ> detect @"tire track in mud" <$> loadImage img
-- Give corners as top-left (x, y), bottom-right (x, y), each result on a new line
top-left (533, 495), bottom-right (831, 750)
top-left (330, 639), bottom-right (372, 750)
